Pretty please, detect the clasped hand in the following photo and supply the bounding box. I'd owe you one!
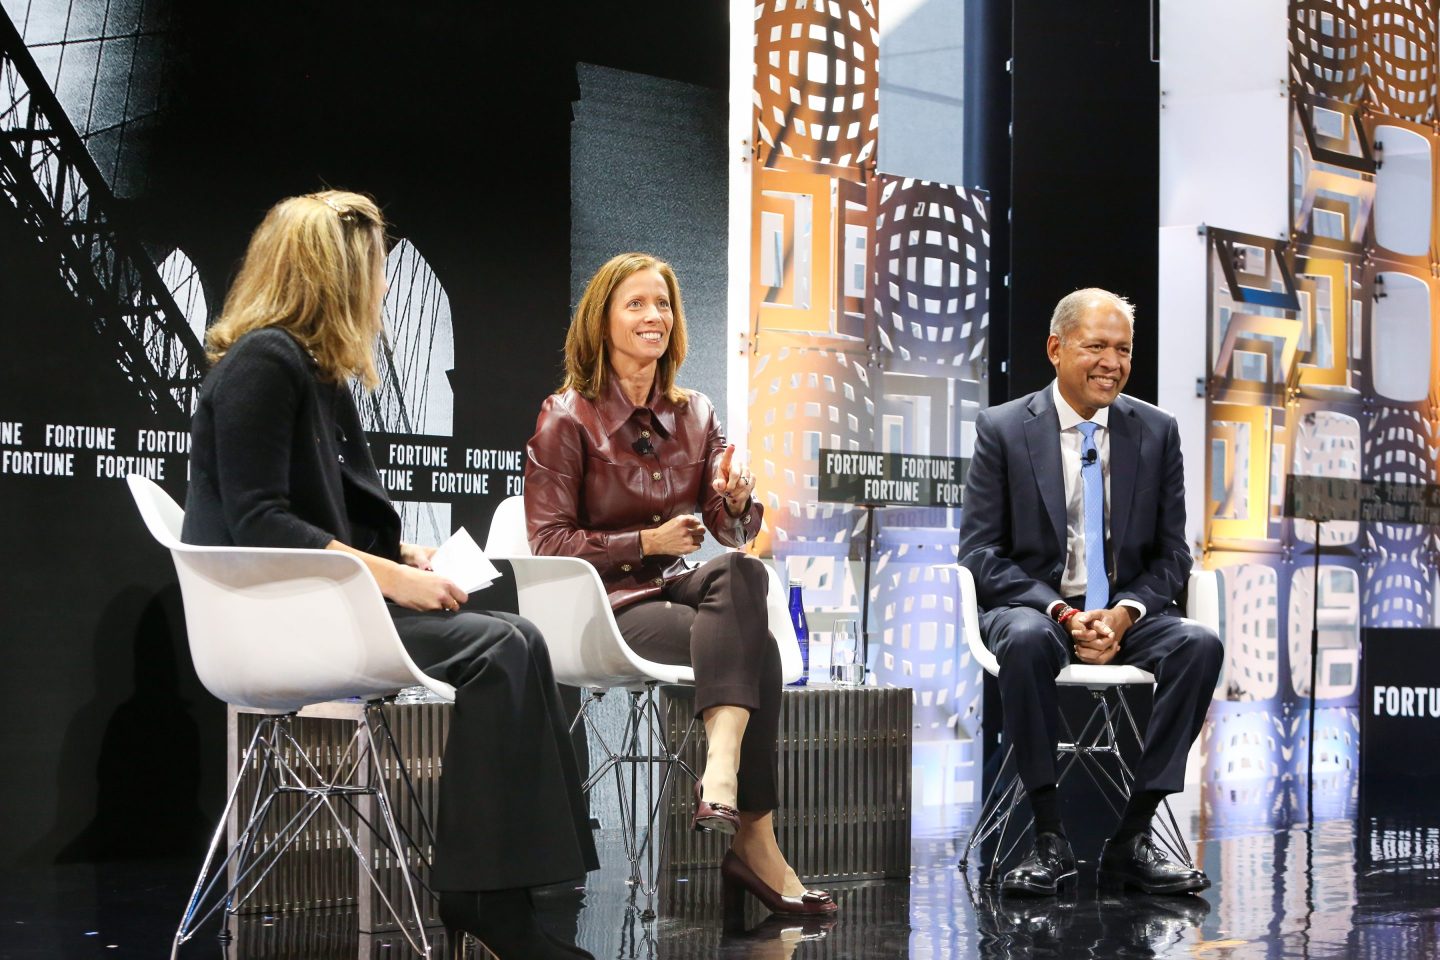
[642,515,706,557]
[1068,607,1133,665]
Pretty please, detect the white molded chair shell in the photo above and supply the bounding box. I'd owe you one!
[485,495,803,688]
[762,562,805,684]
[957,563,1220,690]
[127,475,455,713]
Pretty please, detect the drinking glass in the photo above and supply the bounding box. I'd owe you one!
[830,618,865,686]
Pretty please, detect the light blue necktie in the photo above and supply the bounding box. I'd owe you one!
[1076,421,1109,611]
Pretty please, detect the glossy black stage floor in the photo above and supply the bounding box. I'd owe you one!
[4,784,1437,959]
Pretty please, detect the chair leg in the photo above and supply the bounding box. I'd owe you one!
[959,741,1013,868]
[570,684,696,899]
[369,702,438,857]
[633,690,697,903]
[173,717,336,953]
[1059,688,1195,868]
[175,712,439,960]
[267,719,432,956]
[1111,689,1194,867]
[171,717,273,959]
[964,684,1199,885]
[959,742,1033,885]
[1061,693,1131,821]
[356,717,433,957]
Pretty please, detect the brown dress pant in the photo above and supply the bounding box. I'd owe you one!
[615,552,783,812]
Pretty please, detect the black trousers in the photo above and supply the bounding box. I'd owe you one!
[982,605,1223,795]
[389,606,599,891]
[615,552,783,813]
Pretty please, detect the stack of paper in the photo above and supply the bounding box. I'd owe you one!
[430,527,503,593]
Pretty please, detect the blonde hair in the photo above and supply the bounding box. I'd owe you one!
[561,253,689,404]
[206,190,388,388]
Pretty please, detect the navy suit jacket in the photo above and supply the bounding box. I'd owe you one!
[957,386,1193,616]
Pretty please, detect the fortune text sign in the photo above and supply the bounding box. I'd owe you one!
[818,448,968,507]
[1361,628,1440,785]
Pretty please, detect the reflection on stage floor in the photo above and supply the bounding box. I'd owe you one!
[3,782,1438,958]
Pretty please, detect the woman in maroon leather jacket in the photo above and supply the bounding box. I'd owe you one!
[525,253,838,918]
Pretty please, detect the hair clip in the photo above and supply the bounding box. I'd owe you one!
[317,195,357,222]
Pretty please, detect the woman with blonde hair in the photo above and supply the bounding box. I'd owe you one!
[184,191,596,960]
[525,252,838,919]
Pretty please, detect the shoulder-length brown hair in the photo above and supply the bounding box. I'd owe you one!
[206,190,388,388]
[561,252,689,404]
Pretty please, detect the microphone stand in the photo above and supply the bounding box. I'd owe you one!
[860,503,876,679]
[1306,515,1324,830]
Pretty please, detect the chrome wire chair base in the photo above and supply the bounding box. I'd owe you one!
[958,687,1192,886]
[576,683,699,900]
[171,703,436,959]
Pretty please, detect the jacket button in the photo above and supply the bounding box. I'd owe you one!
[653,577,664,586]
[652,514,662,522]
[641,430,650,439]
[621,563,632,572]
[337,454,346,463]
[652,471,662,481]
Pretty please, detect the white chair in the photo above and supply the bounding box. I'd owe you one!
[483,495,802,892]
[127,475,452,959]
[955,562,1218,883]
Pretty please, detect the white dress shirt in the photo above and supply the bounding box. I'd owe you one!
[1048,381,1146,621]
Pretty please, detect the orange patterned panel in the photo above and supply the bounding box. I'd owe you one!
[754,0,879,172]
[752,165,835,334]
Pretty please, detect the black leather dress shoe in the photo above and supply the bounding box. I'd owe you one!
[1000,831,1077,895]
[1097,832,1210,894]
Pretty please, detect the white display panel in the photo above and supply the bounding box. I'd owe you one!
[1160,0,1289,236]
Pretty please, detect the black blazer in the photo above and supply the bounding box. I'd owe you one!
[957,386,1193,616]
[182,328,401,561]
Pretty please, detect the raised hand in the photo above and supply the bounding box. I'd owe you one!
[711,443,756,515]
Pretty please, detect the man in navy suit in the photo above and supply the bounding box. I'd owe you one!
[959,288,1221,896]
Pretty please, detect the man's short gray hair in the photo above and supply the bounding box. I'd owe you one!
[1049,288,1135,340]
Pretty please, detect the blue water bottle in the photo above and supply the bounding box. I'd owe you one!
[787,579,809,686]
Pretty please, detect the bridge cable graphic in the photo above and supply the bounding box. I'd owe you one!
[0,9,204,416]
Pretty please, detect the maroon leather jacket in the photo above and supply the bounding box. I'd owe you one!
[524,376,763,610]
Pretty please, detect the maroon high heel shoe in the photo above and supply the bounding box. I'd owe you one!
[720,850,839,918]
[693,779,741,835]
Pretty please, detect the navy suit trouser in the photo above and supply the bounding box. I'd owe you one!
[982,605,1222,795]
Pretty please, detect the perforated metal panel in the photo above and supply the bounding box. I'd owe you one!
[229,700,450,933]
[660,684,911,882]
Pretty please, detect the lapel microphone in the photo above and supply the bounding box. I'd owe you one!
[633,436,656,457]
[1082,448,1098,465]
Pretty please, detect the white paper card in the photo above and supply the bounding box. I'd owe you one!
[430,527,502,594]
